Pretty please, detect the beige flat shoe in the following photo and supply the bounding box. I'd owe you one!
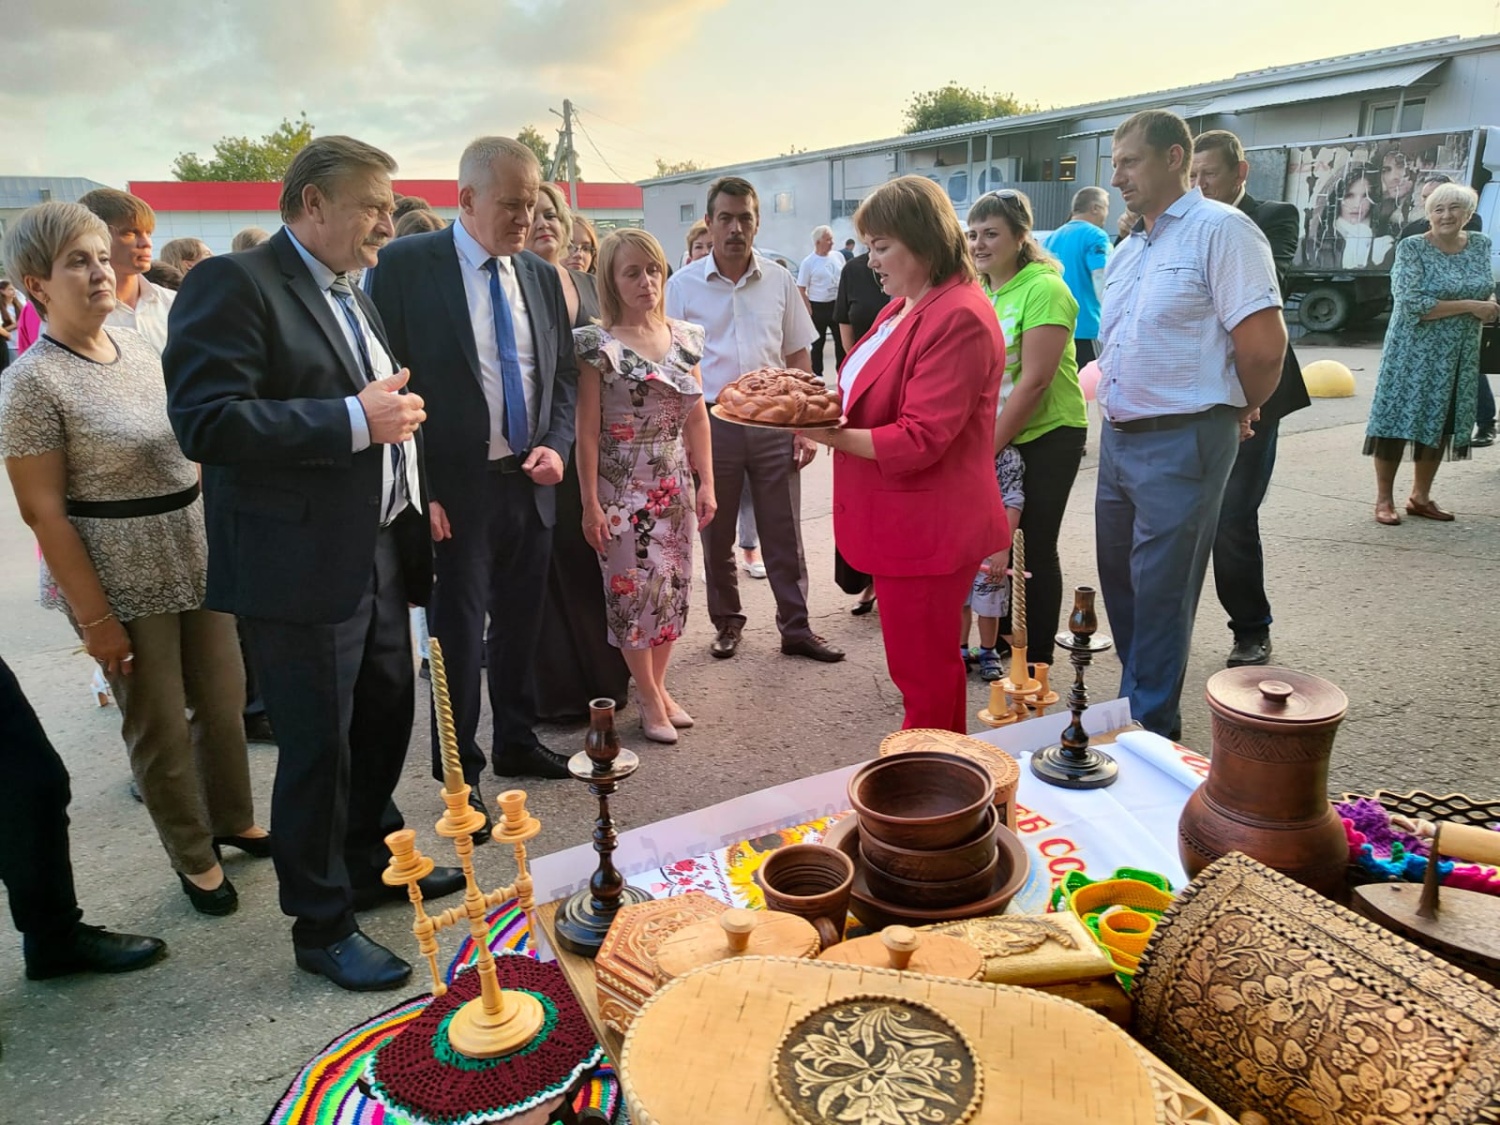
[642,716,679,744]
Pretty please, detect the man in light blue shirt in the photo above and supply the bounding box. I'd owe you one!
[1094,110,1287,741]
[1043,186,1112,365]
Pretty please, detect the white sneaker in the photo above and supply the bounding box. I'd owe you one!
[744,561,767,579]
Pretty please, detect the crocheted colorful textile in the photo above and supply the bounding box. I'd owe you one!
[367,955,603,1125]
[1337,797,1500,896]
[1047,867,1175,991]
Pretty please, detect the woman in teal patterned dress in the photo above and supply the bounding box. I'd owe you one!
[1365,182,1498,525]
[575,229,716,744]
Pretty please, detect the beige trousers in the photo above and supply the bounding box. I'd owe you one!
[102,609,256,876]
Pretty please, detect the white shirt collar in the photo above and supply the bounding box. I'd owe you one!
[705,248,765,284]
[284,228,340,291]
[453,216,515,277]
[1232,185,1248,208]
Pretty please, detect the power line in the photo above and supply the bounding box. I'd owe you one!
[573,111,633,181]
[572,103,737,166]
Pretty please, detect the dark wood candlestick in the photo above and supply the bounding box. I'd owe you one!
[554,698,652,957]
[1030,587,1120,789]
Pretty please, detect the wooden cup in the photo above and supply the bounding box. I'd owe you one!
[756,844,855,950]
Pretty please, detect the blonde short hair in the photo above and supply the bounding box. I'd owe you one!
[1425,181,1478,218]
[231,226,271,252]
[596,228,669,327]
[685,220,709,252]
[160,238,211,271]
[535,183,574,246]
[2,201,110,320]
[855,176,977,286]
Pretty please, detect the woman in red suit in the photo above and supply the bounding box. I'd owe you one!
[802,176,1009,731]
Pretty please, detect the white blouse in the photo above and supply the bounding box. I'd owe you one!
[838,316,901,403]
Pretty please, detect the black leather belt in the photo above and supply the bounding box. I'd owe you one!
[1107,406,1231,434]
[67,483,200,519]
[487,455,524,474]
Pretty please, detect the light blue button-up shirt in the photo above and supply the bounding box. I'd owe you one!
[1097,188,1282,423]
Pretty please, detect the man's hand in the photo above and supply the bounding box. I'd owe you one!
[1238,406,1260,443]
[523,445,564,485]
[429,500,452,542]
[793,433,819,469]
[358,368,425,444]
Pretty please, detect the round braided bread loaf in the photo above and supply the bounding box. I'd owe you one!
[716,367,842,426]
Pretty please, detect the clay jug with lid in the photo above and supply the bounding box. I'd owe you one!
[1178,667,1349,898]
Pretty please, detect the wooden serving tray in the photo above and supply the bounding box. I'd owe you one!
[620,955,1167,1125]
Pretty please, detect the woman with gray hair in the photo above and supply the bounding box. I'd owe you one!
[1365,182,1498,523]
[0,202,268,915]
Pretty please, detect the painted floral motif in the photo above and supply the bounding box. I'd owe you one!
[775,1000,981,1125]
[573,320,705,651]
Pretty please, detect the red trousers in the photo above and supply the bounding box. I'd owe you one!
[873,561,982,733]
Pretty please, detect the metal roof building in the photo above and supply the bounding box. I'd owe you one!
[0,177,111,242]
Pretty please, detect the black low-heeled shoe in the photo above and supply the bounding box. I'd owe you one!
[850,596,877,616]
[178,871,239,916]
[212,833,273,859]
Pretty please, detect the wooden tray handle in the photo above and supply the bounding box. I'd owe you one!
[1439,822,1500,867]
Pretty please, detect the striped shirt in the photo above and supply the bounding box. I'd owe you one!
[1097,188,1282,422]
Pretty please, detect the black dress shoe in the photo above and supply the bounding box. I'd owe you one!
[492,741,572,780]
[710,623,743,659]
[1227,636,1272,668]
[1473,424,1496,448]
[468,786,494,845]
[294,930,411,992]
[243,712,276,743]
[24,923,167,980]
[353,865,466,911]
[850,596,877,616]
[781,633,846,663]
[213,832,273,858]
[179,871,239,916]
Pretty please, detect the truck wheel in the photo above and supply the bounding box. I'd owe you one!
[1298,285,1353,333]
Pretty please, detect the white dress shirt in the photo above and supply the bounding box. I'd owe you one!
[665,250,817,401]
[285,229,418,523]
[105,275,174,355]
[837,316,898,403]
[452,217,540,459]
[797,250,844,303]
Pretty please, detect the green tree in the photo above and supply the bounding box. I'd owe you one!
[902,85,1036,134]
[518,125,554,171]
[172,113,315,181]
[654,157,703,177]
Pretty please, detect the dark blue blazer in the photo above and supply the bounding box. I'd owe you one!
[368,226,579,527]
[163,228,432,625]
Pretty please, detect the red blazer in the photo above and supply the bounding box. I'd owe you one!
[832,275,1009,578]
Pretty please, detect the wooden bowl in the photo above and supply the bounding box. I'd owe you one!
[861,848,1000,909]
[858,806,999,882]
[847,751,995,850]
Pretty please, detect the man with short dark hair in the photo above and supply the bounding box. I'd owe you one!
[840,238,855,261]
[77,188,174,353]
[667,177,843,663]
[1043,186,1111,365]
[165,135,462,991]
[1191,129,1312,669]
[1096,111,1287,738]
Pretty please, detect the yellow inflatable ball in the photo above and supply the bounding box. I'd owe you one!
[1302,359,1356,398]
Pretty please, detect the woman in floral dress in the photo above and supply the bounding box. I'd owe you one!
[1365,182,1498,524]
[575,229,716,744]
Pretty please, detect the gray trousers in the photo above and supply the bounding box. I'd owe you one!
[701,414,811,640]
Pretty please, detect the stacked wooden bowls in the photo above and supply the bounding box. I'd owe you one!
[839,751,1030,929]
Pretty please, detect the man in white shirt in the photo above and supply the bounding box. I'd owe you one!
[796,225,846,377]
[77,189,175,354]
[667,177,843,663]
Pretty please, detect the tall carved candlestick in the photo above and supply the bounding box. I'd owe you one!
[554,699,652,957]
[1029,587,1120,789]
[999,530,1040,708]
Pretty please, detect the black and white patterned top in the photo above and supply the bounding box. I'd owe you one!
[0,330,206,621]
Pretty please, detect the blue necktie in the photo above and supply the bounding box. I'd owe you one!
[329,274,405,523]
[482,257,530,454]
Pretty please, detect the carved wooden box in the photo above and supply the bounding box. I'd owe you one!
[594,891,726,1036]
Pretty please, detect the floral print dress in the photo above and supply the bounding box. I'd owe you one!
[574,319,705,650]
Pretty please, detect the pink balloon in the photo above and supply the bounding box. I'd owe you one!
[1077,360,1101,403]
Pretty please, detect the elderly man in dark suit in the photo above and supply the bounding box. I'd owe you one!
[164,136,463,992]
[369,137,579,830]
[1191,130,1312,668]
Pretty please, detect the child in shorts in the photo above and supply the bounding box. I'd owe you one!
[962,444,1025,682]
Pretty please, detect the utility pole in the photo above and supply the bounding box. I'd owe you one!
[549,99,578,208]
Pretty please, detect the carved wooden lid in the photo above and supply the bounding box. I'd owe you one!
[653,909,819,985]
[817,925,985,980]
[879,729,1021,802]
[1205,666,1347,728]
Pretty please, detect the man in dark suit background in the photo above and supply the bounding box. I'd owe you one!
[1191,130,1312,668]
[164,136,461,992]
[370,137,579,822]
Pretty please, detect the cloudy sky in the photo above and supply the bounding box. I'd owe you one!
[15,0,1500,187]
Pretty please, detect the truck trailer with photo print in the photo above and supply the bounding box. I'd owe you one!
[1244,127,1500,332]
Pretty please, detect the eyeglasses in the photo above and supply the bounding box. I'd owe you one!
[979,189,1022,202]
[568,242,595,256]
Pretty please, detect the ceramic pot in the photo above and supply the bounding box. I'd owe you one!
[861,849,1000,910]
[848,752,994,850]
[756,844,855,950]
[1178,667,1350,898]
[857,806,998,883]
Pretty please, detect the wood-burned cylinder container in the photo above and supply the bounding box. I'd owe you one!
[1179,667,1350,897]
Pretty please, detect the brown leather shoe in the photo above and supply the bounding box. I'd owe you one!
[780,633,846,662]
[710,623,743,659]
[1405,498,1454,521]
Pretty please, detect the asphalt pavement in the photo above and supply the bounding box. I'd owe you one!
[1,343,1497,1123]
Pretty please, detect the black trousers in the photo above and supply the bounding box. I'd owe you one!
[1010,425,1088,667]
[242,527,412,948]
[428,469,552,785]
[1074,338,1097,367]
[237,620,266,723]
[0,657,82,944]
[1213,416,1280,642]
[810,300,844,378]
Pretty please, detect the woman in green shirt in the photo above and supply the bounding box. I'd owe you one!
[967,190,1089,668]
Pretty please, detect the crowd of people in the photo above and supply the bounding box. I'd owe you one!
[0,108,1494,996]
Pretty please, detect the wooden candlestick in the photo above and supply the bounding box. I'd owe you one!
[1030,587,1119,789]
[977,677,1019,727]
[1010,529,1028,656]
[554,699,652,957]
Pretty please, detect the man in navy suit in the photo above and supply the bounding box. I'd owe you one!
[369,137,579,828]
[164,136,462,992]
